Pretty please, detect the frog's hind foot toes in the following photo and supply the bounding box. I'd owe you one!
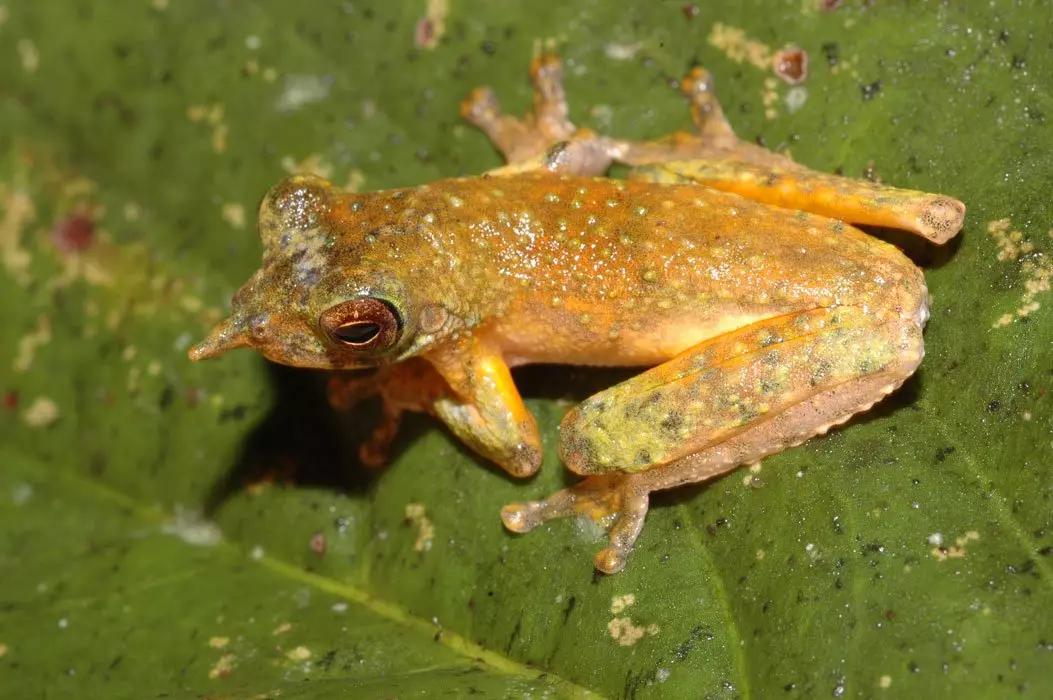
[501,474,650,574]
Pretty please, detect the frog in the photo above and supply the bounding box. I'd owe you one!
[189,54,964,574]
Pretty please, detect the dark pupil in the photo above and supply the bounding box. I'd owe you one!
[334,322,380,345]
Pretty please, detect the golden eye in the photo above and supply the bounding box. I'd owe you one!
[319,297,401,351]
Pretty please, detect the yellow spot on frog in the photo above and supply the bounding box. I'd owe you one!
[415,0,449,50]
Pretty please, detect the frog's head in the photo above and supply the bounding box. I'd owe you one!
[189,174,457,370]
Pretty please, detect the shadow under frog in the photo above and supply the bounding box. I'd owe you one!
[203,346,926,520]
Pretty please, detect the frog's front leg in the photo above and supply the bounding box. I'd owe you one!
[503,305,925,574]
[328,358,452,468]
[424,335,543,478]
[461,54,578,165]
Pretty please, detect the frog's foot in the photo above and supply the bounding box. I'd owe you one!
[619,65,965,243]
[501,473,650,574]
[612,65,795,170]
[462,53,579,165]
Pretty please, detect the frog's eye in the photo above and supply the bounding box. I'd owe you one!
[320,297,402,351]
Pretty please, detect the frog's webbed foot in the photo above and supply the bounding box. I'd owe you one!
[461,54,579,165]
[618,65,965,244]
[501,474,650,574]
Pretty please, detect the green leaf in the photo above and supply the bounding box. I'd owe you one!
[1,1,1050,698]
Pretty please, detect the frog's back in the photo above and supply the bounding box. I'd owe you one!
[342,174,925,367]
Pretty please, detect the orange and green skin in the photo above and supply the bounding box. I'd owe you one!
[190,55,965,574]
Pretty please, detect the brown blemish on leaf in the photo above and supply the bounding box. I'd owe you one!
[414,0,449,50]
[309,531,326,557]
[773,47,808,85]
[51,212,95,254]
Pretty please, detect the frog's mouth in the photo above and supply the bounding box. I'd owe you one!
[188,314,249,361]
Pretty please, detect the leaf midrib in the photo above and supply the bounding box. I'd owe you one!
[3,448,605,700]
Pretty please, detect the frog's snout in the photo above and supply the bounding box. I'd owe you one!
[188,314,250,361]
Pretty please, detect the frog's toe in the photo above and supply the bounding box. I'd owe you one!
[501,474,651,574]
[500,483,582,532]
[460,87,503,130]
[500,501,545,533]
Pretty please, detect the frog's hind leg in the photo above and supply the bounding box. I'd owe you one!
[618,66,965,243]
[502,305,925,573]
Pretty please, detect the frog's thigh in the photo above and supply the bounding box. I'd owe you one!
[562,306,921,475]
[505,307,923,573]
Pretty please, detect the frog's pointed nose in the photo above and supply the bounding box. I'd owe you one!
[188,315,249,361]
